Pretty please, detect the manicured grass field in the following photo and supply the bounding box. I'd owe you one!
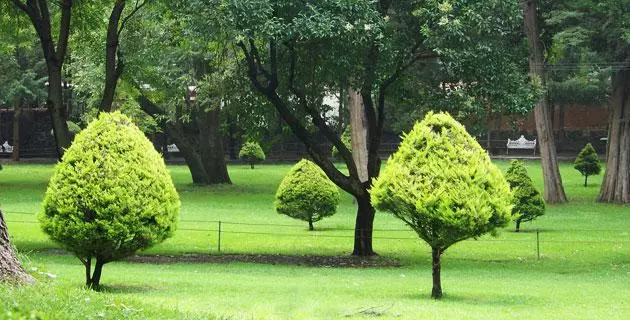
[0,161,628,319]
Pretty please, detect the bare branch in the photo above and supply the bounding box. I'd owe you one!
[117,0,149,38]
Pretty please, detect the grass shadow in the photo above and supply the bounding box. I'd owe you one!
[100,284,157,294]
[403,292,539,306]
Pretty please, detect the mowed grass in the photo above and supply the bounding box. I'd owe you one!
[0,160,629,319]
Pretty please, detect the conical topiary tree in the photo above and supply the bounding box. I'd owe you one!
[40,112,180,290]
[505,160,545,232]
[275,159,340,231]
[239,141,265,169]
[574,143,601,187]
[370,112,512,299]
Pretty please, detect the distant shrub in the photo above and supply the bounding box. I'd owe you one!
[370,112,512,298]
[239,141,265,169]
[275,159,340,230]
[40,112,180,290]
[331,125,352,158]
[574,143,601,187]
[505,160,545,232]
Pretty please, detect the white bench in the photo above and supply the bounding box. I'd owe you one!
[507,135,536,156]
[0,141,13,154]
[167,144,180,153]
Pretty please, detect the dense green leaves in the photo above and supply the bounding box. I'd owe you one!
[330,125,351,159]
[371,112,512,249]
[574,143,601,187]
[505,160,545,232]
[40,112,180,284]
[275,159,340,230]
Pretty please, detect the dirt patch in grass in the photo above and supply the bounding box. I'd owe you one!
[125,253,401,268]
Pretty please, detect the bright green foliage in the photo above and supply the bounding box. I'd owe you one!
[331,125,352,159]
[39,112,180,287]
[239,141,265,169]
[275,159,340,230]
[574,143,601,187]
[370,112,512,297]
[505,160,545,232]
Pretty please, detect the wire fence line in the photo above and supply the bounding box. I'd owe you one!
[3,210,628,258]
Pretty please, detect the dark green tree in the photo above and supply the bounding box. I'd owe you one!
[40,112,180,290]
[574,143,601,187]
[505,160,545,232]
[275,159,340,231]
[371,112,512,299]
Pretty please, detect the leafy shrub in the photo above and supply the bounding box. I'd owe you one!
[574,143,601,187]
[505,160,545,232]
[40,112,180,290]
[370,112,512,299]
[331,125,352,158]
[239,141,265,169]
[275,159,340,230]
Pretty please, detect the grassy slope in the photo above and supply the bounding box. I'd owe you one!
[0,161,628,319]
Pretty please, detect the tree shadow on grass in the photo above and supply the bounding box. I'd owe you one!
[99,284,156,294]
[403,292,539,306]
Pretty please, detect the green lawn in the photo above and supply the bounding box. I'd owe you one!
[0,161,628,319]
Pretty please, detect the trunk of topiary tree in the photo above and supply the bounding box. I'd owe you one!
[431,247,442,299]
[584,175,588,187]
[0,211,34,284]
[308,219,314,231]
[515,220,521,232]
[83,257,106,291]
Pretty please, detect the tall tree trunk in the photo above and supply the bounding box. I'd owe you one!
[349,89,369,183]
[599,70,630,202]
[353,193,375,256]
[12,99,21,161]
[431,247,442,299]
[197,105,231,184]
[523,0,567,203]
[47,65,71,158]
[99,1,126,112]
[0,211,34,284]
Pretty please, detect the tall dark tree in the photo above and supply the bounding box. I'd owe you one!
[523,0,567,203]
[224,0,532,255]
[9,0,72,158]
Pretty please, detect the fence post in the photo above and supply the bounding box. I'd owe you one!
[218,221,222,253]
[536,228,540,260]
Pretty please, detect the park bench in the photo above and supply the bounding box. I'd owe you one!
[167,144,180,153]
[506,135,536,156]
[0,141,13,155]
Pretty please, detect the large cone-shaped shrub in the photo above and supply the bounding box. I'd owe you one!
[505,160,545,232]
[40,112,180,290]
[370,112,512,299]
[275,159,340,230]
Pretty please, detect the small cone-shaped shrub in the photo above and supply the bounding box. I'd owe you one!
[239,141,265,169]
[331,125,352,158]
[40,112,180,290]
[574,143,601,187]
[275,159,340,230]
[370,112,512,299]
[505,160,545,232]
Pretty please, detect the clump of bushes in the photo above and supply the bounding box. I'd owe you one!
[40,112,180,290]
[275,159,340,230]
[574,143,601,187]
[239,141,265,169]
[505,160,545,232]
[370,112,512,299]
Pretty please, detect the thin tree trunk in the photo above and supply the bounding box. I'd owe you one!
[12,100,21,161]
[353,193,375,256]
[47,65,71,159]
[585,175,588,187]
[598,70,630,202]
[523,0,567,203]
[89,258,105,291]
[515,220,521,232]
[0,210,34,284]
[83,256,92,287]
[431,247,442,299]
[308,219,314,231]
